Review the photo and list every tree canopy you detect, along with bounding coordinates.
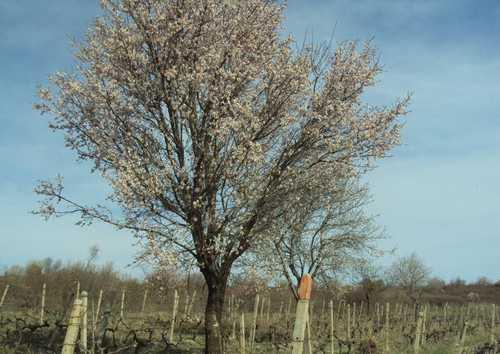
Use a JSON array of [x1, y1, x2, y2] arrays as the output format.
[[33, 1, 410, 352]]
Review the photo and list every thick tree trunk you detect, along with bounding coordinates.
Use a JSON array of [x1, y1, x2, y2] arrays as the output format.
[[203, 271, 229, 354]]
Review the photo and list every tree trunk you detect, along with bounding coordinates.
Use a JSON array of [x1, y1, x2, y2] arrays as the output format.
[[203, 271, 229, 354]]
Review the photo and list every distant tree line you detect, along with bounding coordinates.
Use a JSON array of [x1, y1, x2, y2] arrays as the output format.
[[2, 252, 500, 316]]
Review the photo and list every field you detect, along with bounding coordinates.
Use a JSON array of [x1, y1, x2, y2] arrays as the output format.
[[1, 284, 499, 354]]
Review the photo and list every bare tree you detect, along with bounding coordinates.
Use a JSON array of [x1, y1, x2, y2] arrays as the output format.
[[33, 0, 409, 352], [385, 253, 430, 304], [85, 244, 100, 270], [249, 176, 383, 300], [351, 259, 386, 314], [426, 276, 446, 292], [475, 276, 492, 286]]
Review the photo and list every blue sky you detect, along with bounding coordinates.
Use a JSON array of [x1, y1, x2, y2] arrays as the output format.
[[1, 0, 499, 282]]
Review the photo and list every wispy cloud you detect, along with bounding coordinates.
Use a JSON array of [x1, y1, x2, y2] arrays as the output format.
[[1, 0, 499, 281]]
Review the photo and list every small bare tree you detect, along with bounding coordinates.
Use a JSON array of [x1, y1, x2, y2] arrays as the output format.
[[385, 253, 430, 305], [249, 177, 382, 300], [351, 259, 386, 314]]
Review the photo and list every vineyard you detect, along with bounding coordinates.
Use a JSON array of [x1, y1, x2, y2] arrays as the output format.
[[1, 282, 499, 354]]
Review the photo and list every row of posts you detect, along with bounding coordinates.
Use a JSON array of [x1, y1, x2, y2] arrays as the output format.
[[0, 280, 498, 354], [59, 288, 180, 354]]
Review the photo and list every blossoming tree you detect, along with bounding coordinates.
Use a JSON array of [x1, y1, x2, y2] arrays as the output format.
[[33, 0, 409, 352]]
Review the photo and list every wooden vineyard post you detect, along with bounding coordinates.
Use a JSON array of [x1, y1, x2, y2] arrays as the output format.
[[291, 274, 313, 354], [231, 318, 237, 340], [0, 284, 9, 309], [352, 302, 356, 339], [490, 304, 496, 346], [414, 310, 423, 354], [141, 288, 148, 316], [421, 305, 427, 346], [260, 296, 266, 321], [80, 291, 88, 354], [309, 301, 314, 325], [119, 289, 125, 319], [457, 321, 468, 354], [40, 283, 46, 325], [384, 302, 390, 354], [250, 294, 260, 353], [91, 298, 96, 354], [93, 288, 102, 348], [368, 318, 373, 338], [305, 315, 313, 354], [229, 295, 235, 340], [336, 301, 343, 323], [186, 292, 192, 319], [187, 289, 196, 318], [329, 300, 335, 354], [266, 297, 271, 323], [376, 303, 380, 329], [62, 297, 83, 354], [169, 289, 179, 343], [95, 289, 103, 320], [347, 303, 351, 341], [240, 313, 246, 354], [75, 280, 80, 300]]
